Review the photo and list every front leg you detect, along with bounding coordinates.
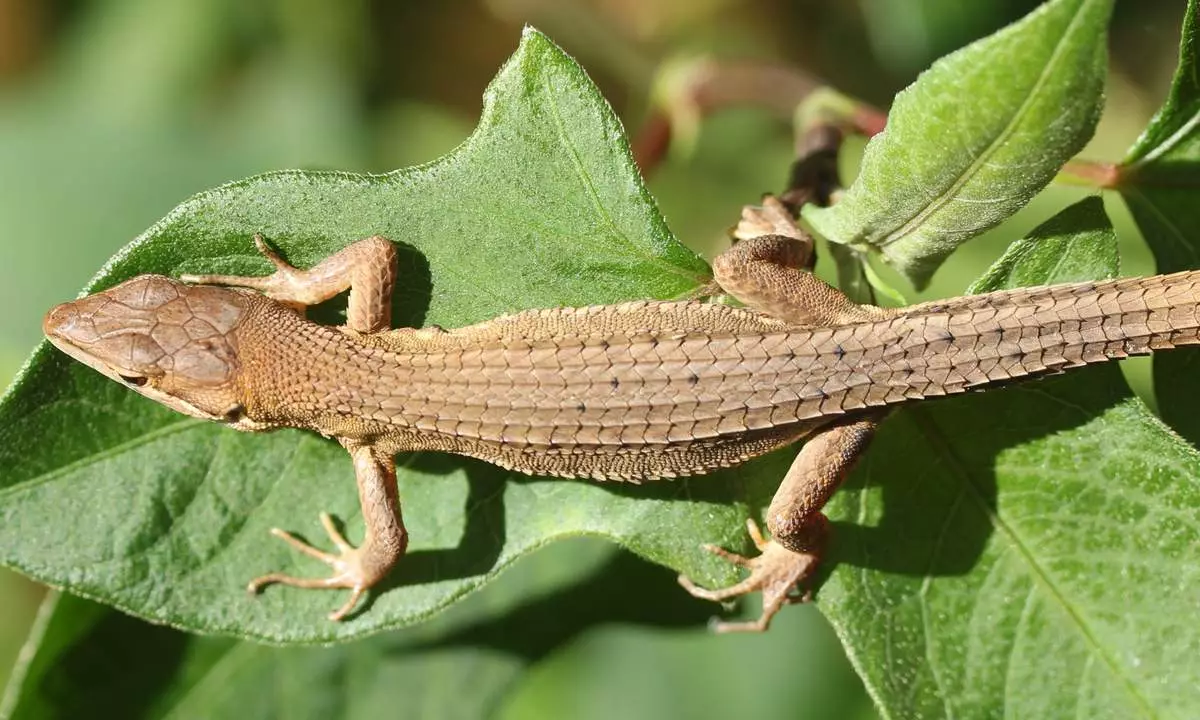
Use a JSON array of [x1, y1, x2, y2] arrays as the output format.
[[680, 415, 879, 632], [712, 232, 889, 326], [182, 235, 397, 334], [249, 442, 408, 621]]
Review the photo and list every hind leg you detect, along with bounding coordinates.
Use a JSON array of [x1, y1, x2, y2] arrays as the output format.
[[680, 414, 880, 632]]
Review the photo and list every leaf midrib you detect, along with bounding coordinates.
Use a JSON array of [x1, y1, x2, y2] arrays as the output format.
[[536, 64, 706, 288], [0, 418, 203, 501], [879, 1, 1094, 249], [907, 403, 1156, 717], [1127, 107, 1200, 169]]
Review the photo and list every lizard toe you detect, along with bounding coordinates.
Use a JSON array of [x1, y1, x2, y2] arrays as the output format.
[[248, 514, 376, 621], [679, 521, 822, 633]]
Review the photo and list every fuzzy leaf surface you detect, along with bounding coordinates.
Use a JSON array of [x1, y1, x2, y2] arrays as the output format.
[[803, 0, 1110, 288], [819, 198, 1200, 718]]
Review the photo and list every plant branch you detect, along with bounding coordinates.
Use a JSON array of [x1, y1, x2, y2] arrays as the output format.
[[632, 58, 885, 177]]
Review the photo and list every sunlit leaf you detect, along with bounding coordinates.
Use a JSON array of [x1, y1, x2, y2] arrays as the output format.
[[0, 29, 767, 644], [804, 0, 1110, 288], [820, 198, 1200, 718]]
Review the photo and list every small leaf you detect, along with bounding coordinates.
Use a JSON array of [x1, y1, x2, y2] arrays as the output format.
[[818, 198, 1200, 717], [803, 0, 1111, 288], [1118, 0, 1200, 445], [0, 29, 773, 644], [1122, 0, 1200, 171], [966, 194, 1116, 293]]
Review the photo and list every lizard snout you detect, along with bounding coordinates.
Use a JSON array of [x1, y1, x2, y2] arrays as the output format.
[[43, 301, 83, 342]]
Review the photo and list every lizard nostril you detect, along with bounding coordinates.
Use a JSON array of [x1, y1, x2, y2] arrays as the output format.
[[43, 303, 76, 337]]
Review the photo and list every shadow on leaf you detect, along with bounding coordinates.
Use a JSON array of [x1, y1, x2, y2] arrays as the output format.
[[824, 366, 1132, 581]]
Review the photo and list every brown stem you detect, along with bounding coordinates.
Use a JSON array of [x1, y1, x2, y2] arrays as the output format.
[[782, 124, 844, 210], [1058, 159, 1121, 189], [851, 105, 888, 138], [632, 58, 879, 178], [631, 110, 673, 176]]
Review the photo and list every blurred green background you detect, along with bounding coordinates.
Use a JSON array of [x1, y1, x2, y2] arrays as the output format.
[[0, 0, 1187, 716]]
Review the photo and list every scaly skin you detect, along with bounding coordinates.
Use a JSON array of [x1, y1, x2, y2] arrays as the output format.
[[42, 201, 1200, 629]]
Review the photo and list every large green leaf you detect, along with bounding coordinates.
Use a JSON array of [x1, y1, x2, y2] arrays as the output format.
[[3, 20, 1197, 720], [0, 541, 871, 719], [0, 542, 610, 720], [0, 29, 776, 644], [803, 0, 1110, 288], [820, 197, 1200, 718], [1119, 0, 1200, 445]]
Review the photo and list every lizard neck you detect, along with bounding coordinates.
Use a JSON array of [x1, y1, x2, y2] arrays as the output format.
[[234, 302, 393, 434]]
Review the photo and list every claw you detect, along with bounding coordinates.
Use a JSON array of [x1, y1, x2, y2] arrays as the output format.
[[744, 517, 770, 551], [180, 236, 316, 313], [248, 512, 372, 621], [252, 234, 293, 270], [732, 195, 805, 243], [699, 543, 753, 568], [679, 517, 823, 633]]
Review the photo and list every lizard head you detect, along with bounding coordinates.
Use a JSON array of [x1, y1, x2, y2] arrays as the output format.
[[44, 274, 259, 427]]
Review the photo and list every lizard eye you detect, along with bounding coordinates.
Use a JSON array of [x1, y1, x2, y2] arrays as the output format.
[[120, 374, 148, 387], [224, 404, 245, 422]]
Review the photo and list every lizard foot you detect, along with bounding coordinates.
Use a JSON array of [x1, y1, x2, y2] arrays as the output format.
[[733, 195, 807, 243], [249, 512, 372, 621], [677, 517, 822, 633], [181, 235, 314, 312]]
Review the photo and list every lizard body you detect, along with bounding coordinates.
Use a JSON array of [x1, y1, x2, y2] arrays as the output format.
[[42, 209, 1200, 630]]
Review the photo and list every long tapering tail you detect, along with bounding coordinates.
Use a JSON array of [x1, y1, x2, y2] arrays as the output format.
[[872, 271, 1200, 400]]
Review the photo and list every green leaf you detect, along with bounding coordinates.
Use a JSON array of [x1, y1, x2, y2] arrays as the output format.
[[0, 29, 777, 644], [1118, 0, 1200, 445], [803, 0, 1111, 289], [818, 197, 1200, 717], [2, 541, 872, 719], [1, 541, 613, 720], [965, 195, 1116, 293], [1122, 0, 1200, 170]]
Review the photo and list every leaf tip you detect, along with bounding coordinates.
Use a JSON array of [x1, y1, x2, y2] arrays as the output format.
[[518, 24, 549, 45]]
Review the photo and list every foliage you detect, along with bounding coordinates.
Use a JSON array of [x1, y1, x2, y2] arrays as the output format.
[[2, 2, 1200, 718], [804, 0, 1110, 288]]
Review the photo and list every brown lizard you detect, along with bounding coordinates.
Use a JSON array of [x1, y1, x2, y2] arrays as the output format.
[[41, 200, 1200, 631]]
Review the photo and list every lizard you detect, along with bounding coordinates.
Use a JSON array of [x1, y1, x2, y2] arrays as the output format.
[[41, 198, 1200, 631]]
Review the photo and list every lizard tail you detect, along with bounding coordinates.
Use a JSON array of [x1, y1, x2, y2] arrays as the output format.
[[972, 270, 1200, 362], [881, 270, 1200, 398]]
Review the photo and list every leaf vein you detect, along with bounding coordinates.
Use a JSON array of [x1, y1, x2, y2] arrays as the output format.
[[536, 68, 700, 286], [907, 405, 1157, 717], [880, 3, 1094, 249], [0, 418, 203, 501]]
